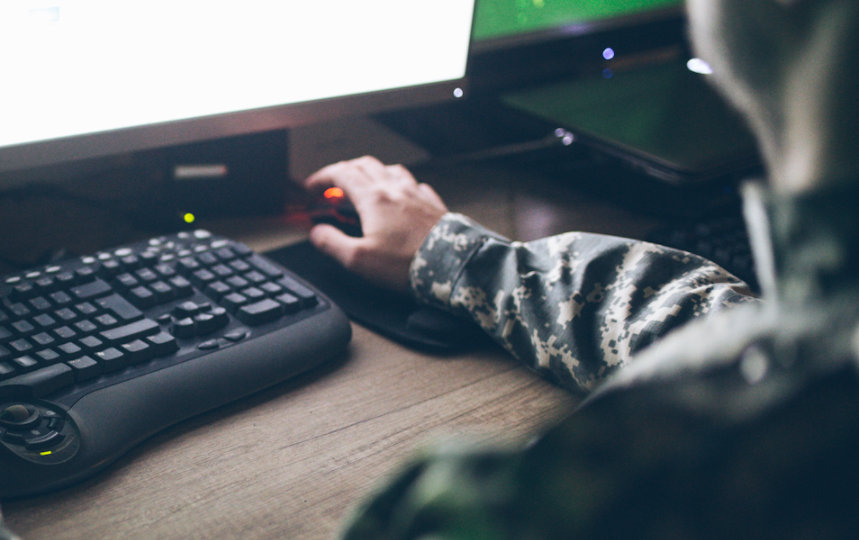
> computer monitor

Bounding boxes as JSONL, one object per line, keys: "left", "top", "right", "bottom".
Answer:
{"left": 469, "top": 0, "right": 685, "bottom": 92}
{"left": 0, "top": 1, "right": 475, "bottom": 222}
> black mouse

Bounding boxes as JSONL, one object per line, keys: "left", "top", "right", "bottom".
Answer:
{"left": 307, "top": 187, "right": 362, "bottom": 237}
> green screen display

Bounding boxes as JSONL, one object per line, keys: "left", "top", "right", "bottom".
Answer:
{"left": 473, "top": 0, "right": 682, "bottom": 41}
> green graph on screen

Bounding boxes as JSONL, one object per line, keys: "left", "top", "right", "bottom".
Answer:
{"left": 473, "top": 0, "right": 682, "bottom": 41}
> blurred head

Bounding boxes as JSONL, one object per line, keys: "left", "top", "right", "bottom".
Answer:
{"left": 685, "top": 0, "right": 859, "bottom": 192}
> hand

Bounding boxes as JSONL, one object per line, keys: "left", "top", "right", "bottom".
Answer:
{"left": 304, "top": 156, "right": 448, "bottom": 292}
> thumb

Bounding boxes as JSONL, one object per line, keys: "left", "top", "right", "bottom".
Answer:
{"left": 308, "top": 224, "right": 361, "bottom": 268}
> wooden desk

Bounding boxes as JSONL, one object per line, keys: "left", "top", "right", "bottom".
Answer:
{"left": 3, "top": 158, "right": 658, "bottom": 539}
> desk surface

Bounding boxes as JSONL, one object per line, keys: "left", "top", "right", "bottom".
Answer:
{"left": 3, "top": 157, "right": 660, "bottom": 539}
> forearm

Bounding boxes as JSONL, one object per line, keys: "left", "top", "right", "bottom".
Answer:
{"left": 410, "top": 213, "right": 758, "bottom": 394}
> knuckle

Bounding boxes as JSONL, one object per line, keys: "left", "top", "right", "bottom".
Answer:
{"left": 355, "top": 155, "right": 381, "bottom": 167}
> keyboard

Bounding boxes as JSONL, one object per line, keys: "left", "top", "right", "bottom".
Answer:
{"left": 0, "top": 230, "right": 351, "bottom": 498}
{"left": 646, "top": 211, "right": 759, "bottom": 292}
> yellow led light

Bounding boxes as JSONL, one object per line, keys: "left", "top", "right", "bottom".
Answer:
{"left": 183, "top": 212, "right": 196, "bottom": 224}
{"left": 40, "top": 450, "right": 53, "bottom": 456}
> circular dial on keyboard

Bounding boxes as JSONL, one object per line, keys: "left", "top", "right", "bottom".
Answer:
{"left": 0, "top": 401, "right": 80, "bottom": 465}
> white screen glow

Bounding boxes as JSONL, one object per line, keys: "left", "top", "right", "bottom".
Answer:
{"left": 0, "top": 0, "right": 474, "bottom": 148}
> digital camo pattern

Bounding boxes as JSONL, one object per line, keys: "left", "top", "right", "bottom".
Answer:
{"left": 342, "top": 184, "right": 859, "bottom": 539}
{"left": 410, "top": 213, "right": 757, "bottom": 393}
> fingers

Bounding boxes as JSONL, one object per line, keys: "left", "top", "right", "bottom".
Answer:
{"left": 308, "top": 223, "right": 361, "bottom": 269}
{"left": 301, "top": 156, "right": 445, "bottom": 292}
{"left": 304, "top": 155, "right": 417, "bottom": 197}
{"left": 305, "top": 156, "right": 384, "bottom": 191}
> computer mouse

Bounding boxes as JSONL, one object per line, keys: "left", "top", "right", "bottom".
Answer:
{"left": 307, "top": 187, "right": 363, "bottom": 237}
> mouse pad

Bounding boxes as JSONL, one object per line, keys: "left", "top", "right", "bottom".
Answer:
{"left": 264, "top": 241, "right": 486, "bottom": 352}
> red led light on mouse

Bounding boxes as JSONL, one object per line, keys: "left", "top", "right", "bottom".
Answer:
{"left": 323, "top": 187, "right": 344, "bottom": 200}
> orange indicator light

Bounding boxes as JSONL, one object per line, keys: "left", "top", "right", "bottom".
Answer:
{"left": 323, "top": 187, "right": 344, "bottom": 200}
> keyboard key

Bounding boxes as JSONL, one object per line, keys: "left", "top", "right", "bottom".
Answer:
{"left": 192, "top": 269, "right": 217, "bottom": 285}
{"left": 149, "top": 281, "right": 174, "bottom": 302}
{"left": 276, "top": 293, "right": 301, "bottom": 314}
{"left": 79, "top": 335, "right": 104, "bottom": 351}
{"left": 193, "top": 313, "right": 223, "bottom": 335}
{"left": 222, "top": 293, "right": 248, "bottom": 312}
{"left": 226, "top": 276, "right": 249, "bottom": 289}
{"left": 214, "top": 247, "right": 237, "bottom": 261}
{"left": 29, "top": 296, "right": 52, "bottom": 312}
{"left": 147, "top": 332, "right": 178, "bottom": 356}
{"left": 54, "top": 307, "right": 77, "bottom": 323}
{"left": 6, "top": 303, "right": 30, "bottom": 318}
{"left": 135, "top": 268, "right": 158, "bottom": 282}
{"left": 72, "top": 279, "right": 112, "bottom": 300}
{"left": 33, "top": 313, "right": 58, "bottom": 329}
{"left": 278, "top": 277, "right": 318, "bottom": 307}
{"left": 237, "top": 298, "right": 282, "bottom": 326}
{"left": 54, "top": 326, "right": 77, "bottom": 340}
{"left": 34, "top": 277, "right": 57, "bottom": 292}
{"left": 11, "top": 320, "right": 35, "bottom": 335}
{"left": 31, "top": 332, "right": 55, "bottom": 348}
{"left": 11, "top": 355, "right": 39, "bottom": 371}
{"left": 128, "top": 286, "right": 156, "bottom": 308}
{"left": 94, "top": 347, "right": 126, "bottom": 372}
{"left": 35, "top": 349, "right": 61, "bottom": 364}
{"left": 173, "top": 301, "right": 201, "bottom": 318}
{"left": 0, "top": 363, "right": 74, "bottom": 397}
{"left": 115, "top": 273, "right": 140, "bottom": 288}
{"left": 58, "top": 342, "right": 83, "bottom": 357}
{"left": 10, "top": 282, "right": 36, "bottom": 301}
{"left": 248, "top": 254, "right": 283, "bottom": 278}
{"left": 121, "top": 340, "right": 153, "bottom": 365}
{"left": 205, "top": 281, "right": 232, "bottom": 300}
{"left": 100, "top": 318, "right": 160, "bottom": 344}
{"left": 97, "top": 294, "right": 144, "bottom": 321}
{"left": 169, "top": 276, "right": 193, "bottom": 298}
{"left": 67, "top": 355, "right": 101, "bottom": 381}
{"left": 0, "top": 362, "right": 15, "bottom": 379}
{"left": 172, "top": 317, "right": 196, "bottom": 338}
{"left": 99, "top": 259, "right": 122, "bottom": 277}
{"left": 229, "top": 259, "right": 252, "bottom": 273}
{"left": 260, "top": 282, "right": 283, "bottom": 295}
{"left": 49, "top": 291, "right": 73, "bottom": 306}
{"left": 74, "top": 320, "right": 99, "bottom": 334}
{"left": 197, "top": 339, "right": 220, "bottom": 351}
{"left": 242, "top": 287, "right": 266, "bottom": 301}
{"left": 244, "top": 271, "right": 268, "bottom": 285}
{"left": 75, "top": 302, "right": 99, "bottom": 317}
{"left": 10, "top": 338, "right": 34, "bottom": 354}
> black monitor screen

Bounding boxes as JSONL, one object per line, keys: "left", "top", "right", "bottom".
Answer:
{"left": 472, "top": 0, "right": 682, "bottom": 48}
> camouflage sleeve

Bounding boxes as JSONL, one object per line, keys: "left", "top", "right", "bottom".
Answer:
{"left": 409, "top": 213, "right": 757, "bottom": 394}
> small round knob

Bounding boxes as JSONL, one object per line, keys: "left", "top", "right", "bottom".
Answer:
{"left": 0, "top": 403, "right": 40, "bottom": 429}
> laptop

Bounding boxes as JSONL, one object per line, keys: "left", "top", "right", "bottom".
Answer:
{"left": 500, "top": 54, "right": 762, "bottom": 186}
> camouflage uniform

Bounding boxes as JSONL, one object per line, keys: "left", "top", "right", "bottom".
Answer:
{"left": 410, "top": 206, "right": 756, "bottom": 394}
{"left": 340, "top": 183, "right": 859, "bottom": 538}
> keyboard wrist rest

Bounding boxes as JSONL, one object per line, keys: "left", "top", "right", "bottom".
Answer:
{"left": 0, "top": 306, "right": 350, "bottom": 498}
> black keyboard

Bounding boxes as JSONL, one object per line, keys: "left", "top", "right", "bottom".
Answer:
{"left": 0, "top": 230, "right": 351, "bottom": 498}
{"left": 647, "top": 212, "right": 759, "bottom": 292}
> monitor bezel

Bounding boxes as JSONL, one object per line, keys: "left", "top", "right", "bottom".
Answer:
{"left": 0, "top": 78, "right": 469, "bottom": 179}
